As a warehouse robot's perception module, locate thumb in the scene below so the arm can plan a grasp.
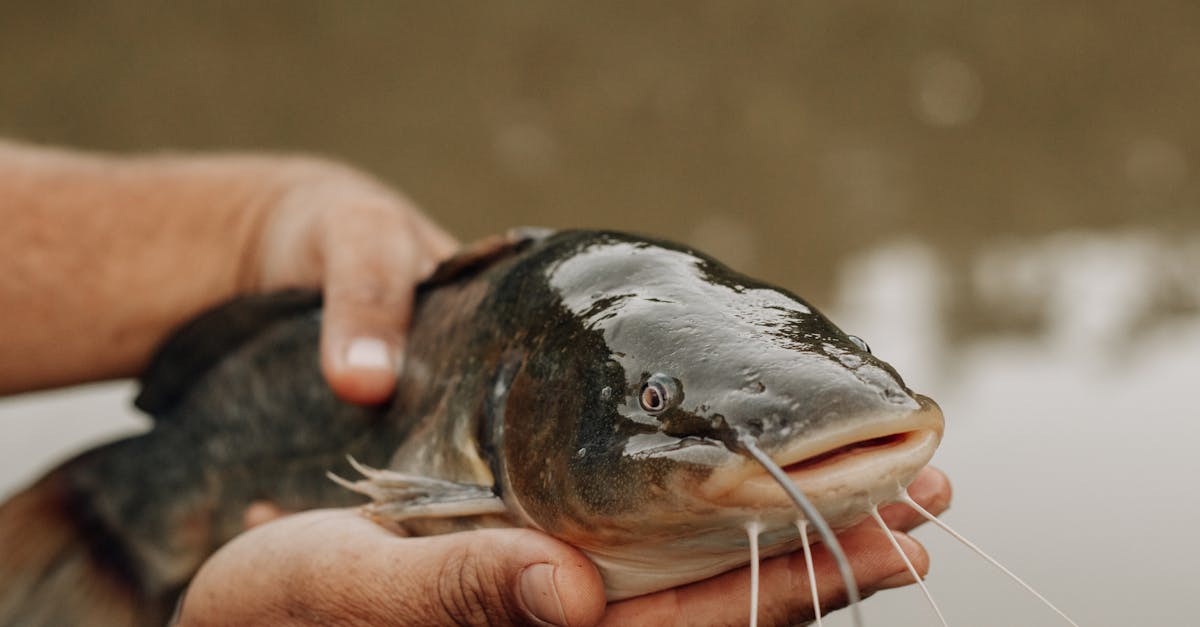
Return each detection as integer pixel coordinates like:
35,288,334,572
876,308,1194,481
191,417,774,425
402,528,608,626
181,510,608,626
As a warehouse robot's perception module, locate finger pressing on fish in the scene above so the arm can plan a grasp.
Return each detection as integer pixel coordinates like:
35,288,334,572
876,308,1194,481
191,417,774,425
0,229,1081,627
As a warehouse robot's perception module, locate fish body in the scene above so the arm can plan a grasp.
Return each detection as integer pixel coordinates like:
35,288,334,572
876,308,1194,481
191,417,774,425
0,229,942,625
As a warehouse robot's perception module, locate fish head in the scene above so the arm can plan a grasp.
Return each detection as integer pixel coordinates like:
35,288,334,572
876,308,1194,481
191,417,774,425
497,232,944,598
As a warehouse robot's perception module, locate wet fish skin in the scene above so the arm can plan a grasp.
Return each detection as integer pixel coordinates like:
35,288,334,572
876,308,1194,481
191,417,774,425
461,232,933,598
0,233,544,625
1,299,400,625
0,229,934,625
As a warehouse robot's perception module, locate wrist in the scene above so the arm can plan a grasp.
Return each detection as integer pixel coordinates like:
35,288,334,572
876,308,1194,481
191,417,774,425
0,145,304,391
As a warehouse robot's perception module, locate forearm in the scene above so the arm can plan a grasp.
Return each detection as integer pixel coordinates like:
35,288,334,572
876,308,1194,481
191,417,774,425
0,142,291,393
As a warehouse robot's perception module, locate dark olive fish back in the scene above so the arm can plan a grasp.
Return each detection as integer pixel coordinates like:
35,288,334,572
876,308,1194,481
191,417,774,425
0,303,387,625
0,229,934,624
0,233,548,626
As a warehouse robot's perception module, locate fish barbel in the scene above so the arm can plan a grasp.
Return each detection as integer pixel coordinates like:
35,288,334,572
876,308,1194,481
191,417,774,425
0,229,1077,626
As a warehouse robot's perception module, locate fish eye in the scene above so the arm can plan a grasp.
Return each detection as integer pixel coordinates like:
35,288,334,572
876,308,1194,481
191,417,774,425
847,335,871,353
639,373,679,414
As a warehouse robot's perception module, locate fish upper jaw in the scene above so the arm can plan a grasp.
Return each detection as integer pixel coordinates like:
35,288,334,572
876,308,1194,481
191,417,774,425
698,394,945,528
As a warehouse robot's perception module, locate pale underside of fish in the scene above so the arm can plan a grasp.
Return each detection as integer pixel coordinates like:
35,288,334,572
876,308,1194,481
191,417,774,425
0,229,1078,626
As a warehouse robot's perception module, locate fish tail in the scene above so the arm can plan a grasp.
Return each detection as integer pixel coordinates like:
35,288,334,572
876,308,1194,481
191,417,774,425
0,466,142,627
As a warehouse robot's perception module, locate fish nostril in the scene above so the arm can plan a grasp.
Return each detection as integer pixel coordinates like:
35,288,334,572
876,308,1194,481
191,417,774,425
742,380,766,394
885,386,913,405
837,353,864,369
853,363,916,407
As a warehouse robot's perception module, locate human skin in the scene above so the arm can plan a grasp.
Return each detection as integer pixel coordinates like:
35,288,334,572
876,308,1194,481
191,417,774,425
185,468,951,627
0,141,951,626
0,140,455,402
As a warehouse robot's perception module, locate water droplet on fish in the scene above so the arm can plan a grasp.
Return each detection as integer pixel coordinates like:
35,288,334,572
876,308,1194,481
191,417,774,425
600,386,612,401
576,447,587,458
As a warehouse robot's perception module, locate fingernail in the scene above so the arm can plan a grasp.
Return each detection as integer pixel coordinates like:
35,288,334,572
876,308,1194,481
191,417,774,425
344,337,394,371
517,563,568,627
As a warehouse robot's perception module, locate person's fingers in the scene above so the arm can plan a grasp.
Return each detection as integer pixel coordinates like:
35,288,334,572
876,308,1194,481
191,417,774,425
796,529,931,623
253,164,459,405
827,466,952,539
192,465,950,626
318,203,423,405
240,501,290,530
181,509,607,627
875,466,953,532
600,526,930,627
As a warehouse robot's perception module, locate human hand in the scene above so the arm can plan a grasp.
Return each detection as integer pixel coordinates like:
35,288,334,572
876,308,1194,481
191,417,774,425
602,466,953,626
0,144,455,395
177,467,950,626
251,161,458,404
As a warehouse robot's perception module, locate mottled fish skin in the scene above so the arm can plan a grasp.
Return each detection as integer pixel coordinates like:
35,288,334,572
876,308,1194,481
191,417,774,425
0,231,550,625
0,229,940,624
457,232,938,597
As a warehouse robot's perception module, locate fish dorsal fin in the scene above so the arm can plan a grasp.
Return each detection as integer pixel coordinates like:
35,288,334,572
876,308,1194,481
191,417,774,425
135,290,323,416
423,227,553,288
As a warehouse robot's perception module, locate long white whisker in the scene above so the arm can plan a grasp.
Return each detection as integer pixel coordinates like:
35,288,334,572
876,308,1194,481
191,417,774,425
795,519,823,626
900,494,1081,627
746,521,762,627
870,506,949,627
740,440,864,627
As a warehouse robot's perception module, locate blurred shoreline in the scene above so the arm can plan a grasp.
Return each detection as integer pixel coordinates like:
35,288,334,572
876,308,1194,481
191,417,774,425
3,227,1196,625
3,4,1197,623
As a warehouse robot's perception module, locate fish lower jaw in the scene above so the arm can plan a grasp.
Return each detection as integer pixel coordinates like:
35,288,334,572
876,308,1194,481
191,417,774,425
586,537,796,601
708,426,942,525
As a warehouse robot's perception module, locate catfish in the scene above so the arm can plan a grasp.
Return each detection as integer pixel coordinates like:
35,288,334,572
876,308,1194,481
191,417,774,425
0,229,1076,626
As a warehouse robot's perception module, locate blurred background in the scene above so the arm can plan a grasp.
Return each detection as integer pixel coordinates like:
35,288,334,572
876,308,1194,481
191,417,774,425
1,3,1197,625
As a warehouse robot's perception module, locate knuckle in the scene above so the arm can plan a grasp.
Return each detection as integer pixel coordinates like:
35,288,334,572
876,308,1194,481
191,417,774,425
324,277,414,317
434,542,512,625
314,185,407,226
323,245,422,309
327,280,395,309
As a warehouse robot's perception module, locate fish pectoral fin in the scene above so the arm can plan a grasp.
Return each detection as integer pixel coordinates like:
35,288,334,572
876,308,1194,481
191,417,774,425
365,495,509,522
328,458,507,522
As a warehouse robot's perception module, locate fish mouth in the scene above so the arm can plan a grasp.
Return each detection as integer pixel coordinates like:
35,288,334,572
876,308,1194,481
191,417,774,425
702,395,945,515
776,428,939,478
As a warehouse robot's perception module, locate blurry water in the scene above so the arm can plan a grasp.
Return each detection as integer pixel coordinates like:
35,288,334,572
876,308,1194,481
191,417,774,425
1,229,1196,625
0,382,146,497
1,4,1196,625
827,230,1200,626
